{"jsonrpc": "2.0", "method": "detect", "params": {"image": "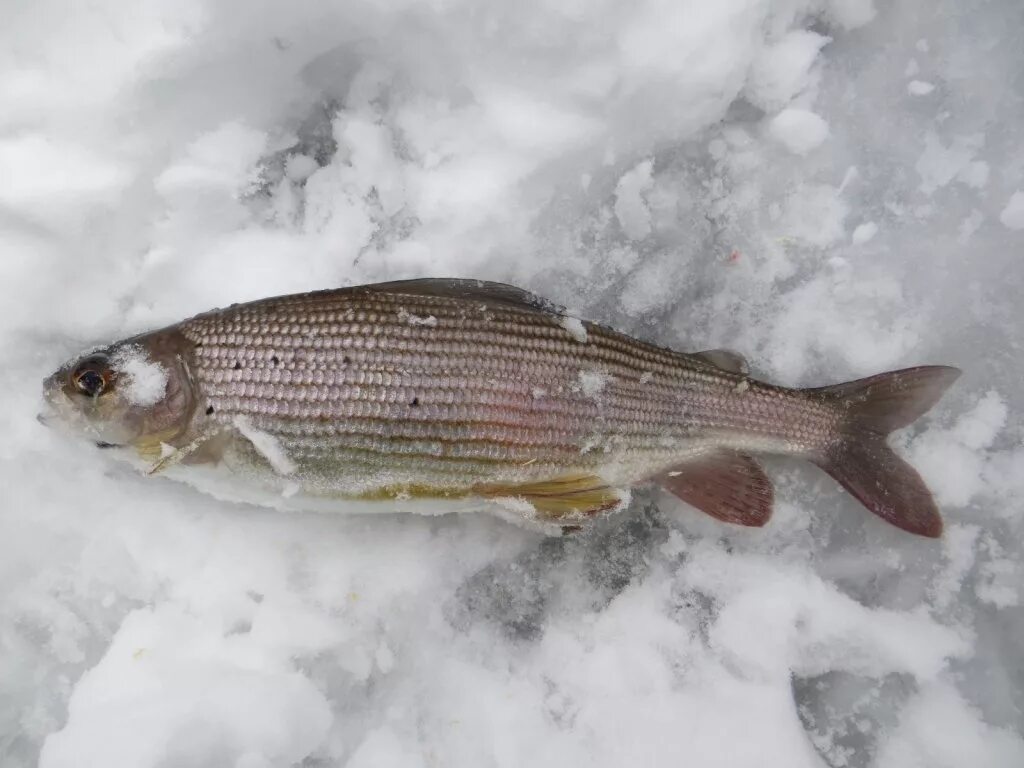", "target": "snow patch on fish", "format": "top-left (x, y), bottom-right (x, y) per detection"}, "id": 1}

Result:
top-left (560, 315), bottom-right (588, 343)
top-left (232, 415), bottom-right (296, 476)
top-left (111, 345), bottom-right (168, 406)
top-left (576, 369), bottom-right (611, 398)
top-left (397, 307), bottom-right (438, 327)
